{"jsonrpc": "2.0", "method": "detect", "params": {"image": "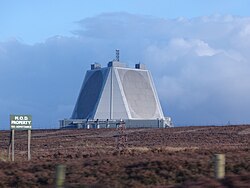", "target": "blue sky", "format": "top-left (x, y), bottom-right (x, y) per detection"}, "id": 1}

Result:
top-left (1, 0), bottom-right (250, 44)
top-left (1, 1), bottom-right (250, 129)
